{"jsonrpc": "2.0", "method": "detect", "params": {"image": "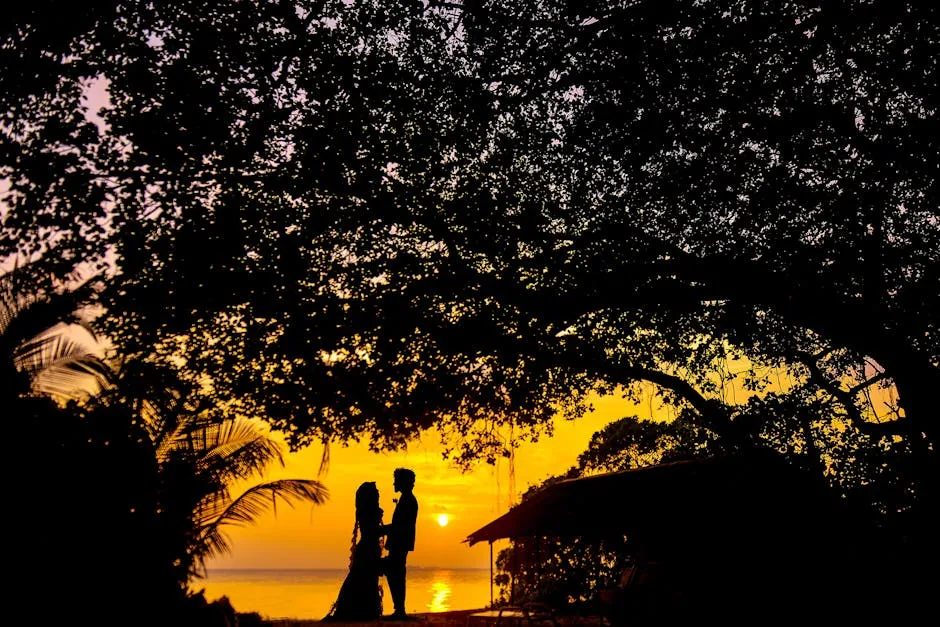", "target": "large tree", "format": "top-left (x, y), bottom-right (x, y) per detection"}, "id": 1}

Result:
top-left (3, 0), bottom-right (937, 557)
